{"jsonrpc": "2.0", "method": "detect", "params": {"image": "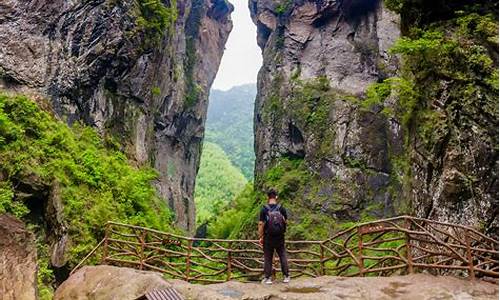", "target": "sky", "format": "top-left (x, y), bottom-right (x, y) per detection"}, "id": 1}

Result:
top-left (211, 0), bottom-right (262, 91)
